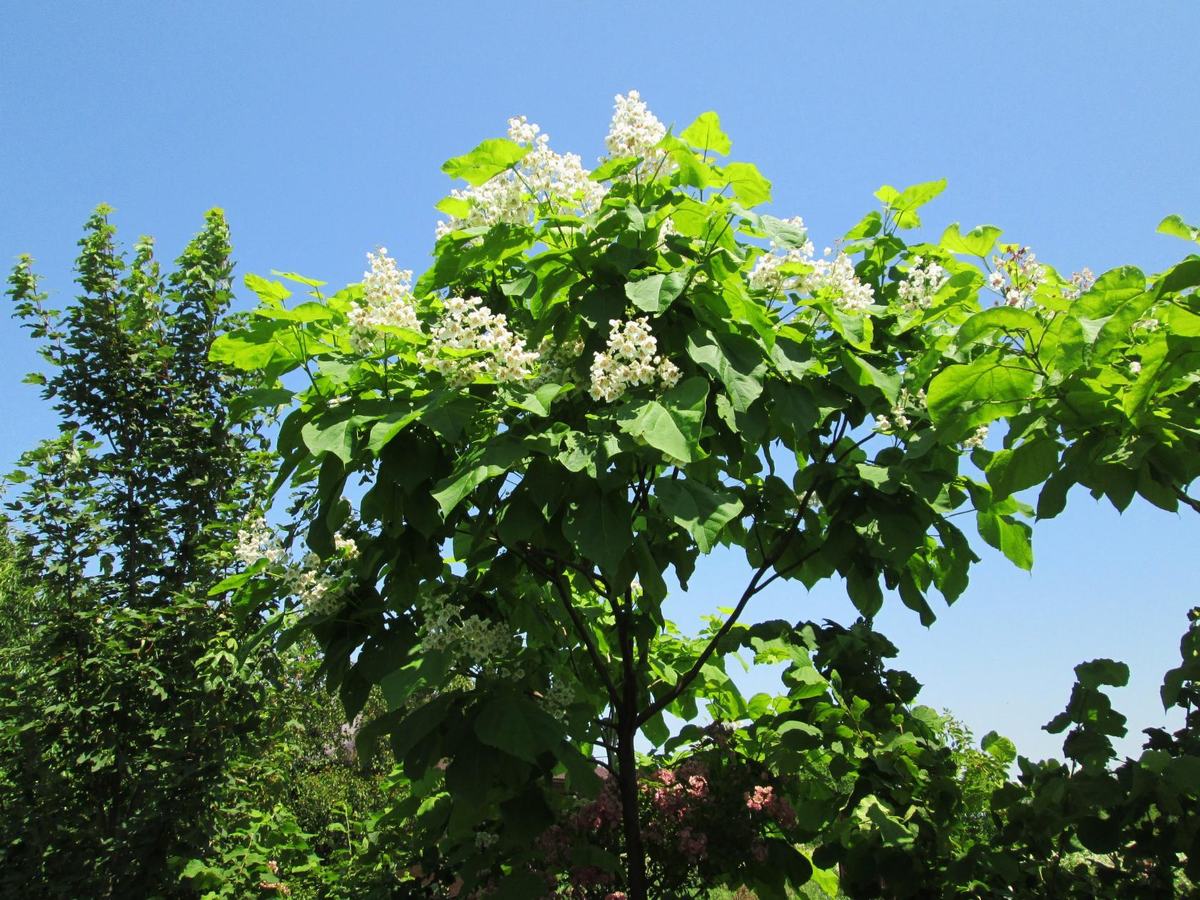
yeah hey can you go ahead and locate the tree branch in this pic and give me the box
[1175,485,1200,515]
[502,539,621,708]
[636,417,847,727]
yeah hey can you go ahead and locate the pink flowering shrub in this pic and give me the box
[528,727,799,899]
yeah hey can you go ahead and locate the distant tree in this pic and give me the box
[0,206,273,898]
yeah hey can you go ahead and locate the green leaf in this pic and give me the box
[381,649,450,709]
[658,135,714,189]
[1072,266,1146,318]
[615,376,707,463]
[940,223,1002,258]
[687,329,765,412]
[654,478,743,553]
[977,511,1033,570]
[985,438,1060,501]
[722,161,772,206]
[210,320,295,371]
[504,382,570,417]
[563,485,634,577]
[625,271,686,313]
[877,179,945,228]
[474,692,566,763]
[435,195,471,219]
[896,179,947,210]
[489,873,552,900]
[270,270,327,288]
[590,155,641,182]
[844,211,883,241]
[244,272,292,304]
[441,138,531,187]
[1157,213,1200,244]
[680,111,732,157]
[554,742,603,796]
[366,403,425,454]
[760,214,808,249]
[302,414,355,463]
[981,731,1017,766]
[955,306,1039,347]
[1075,658,1130,690]
[926,353,1037,428]
[846,567,884,617]
[839,351,900,404]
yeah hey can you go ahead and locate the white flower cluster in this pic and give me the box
[873,388,926,432]
[1064,267,1096,300]
[284,553,341,618]
[348,248,422,353]
[435,116,605,239]
[962,424,989,449]
[988,246,1046,307]
[420,591,523,679]
[540,678,576,717]
[897,256,950,310]
[605,90,669,173]
[333,533,360,560]
[809,251,876,312]
[475,831,500,852]
[533,334,585,386]
[589,317,681,403]
[233,515,362,619]
[748,218,815,295]
[234,516,285,568]
[418,296,538,387]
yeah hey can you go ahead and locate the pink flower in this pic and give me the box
[677,826,708,862]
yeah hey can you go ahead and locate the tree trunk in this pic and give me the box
[616,718,648,900]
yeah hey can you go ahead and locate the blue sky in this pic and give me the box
[2,2,1198,761]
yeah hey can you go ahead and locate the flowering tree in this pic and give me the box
[216,92,1200,898]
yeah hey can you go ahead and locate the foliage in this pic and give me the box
[184,638,410,900]
[0,207,274,897]
[217,94,1200,898]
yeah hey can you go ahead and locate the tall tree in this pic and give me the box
[0,206,273,898]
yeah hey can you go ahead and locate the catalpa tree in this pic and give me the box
[215,92,1200,899]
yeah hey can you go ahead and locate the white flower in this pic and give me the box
[748,217,814,295]
[420,591,522,679]
[809,251,875,312]
[1129,359,1142,374]
[962,424,989,449]
[897,256,950,311]
[475,831,500,852]
[540,678,576,716]
[589,317,680,403]
[333,534,360,560]
[604,90,669,176]
[418,296,538,387]
[348,248,421,353]
[991,246,1045,308]
[874,415,891,432]
[234,516,285,568]
[435,116,606,238]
